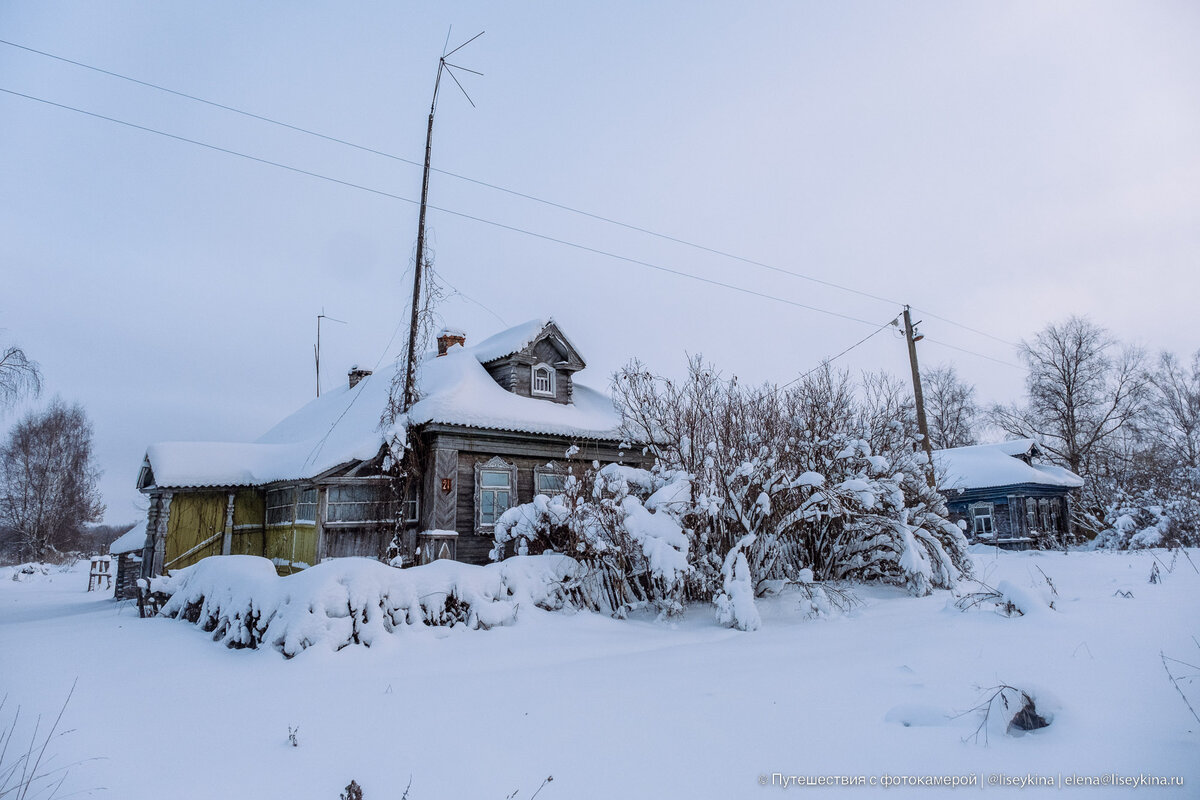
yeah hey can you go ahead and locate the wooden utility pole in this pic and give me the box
[401,33,483,414]
[903,305,936,485]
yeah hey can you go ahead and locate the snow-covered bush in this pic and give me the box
[714,534,760,631]
[611,359,970,612]
[1092,468,1200,550]
[489,464,691,618]
[152,554,580,657]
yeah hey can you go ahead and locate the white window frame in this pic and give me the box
[970,502,995,538]
[475,457,517,530]
[531,363,555,397]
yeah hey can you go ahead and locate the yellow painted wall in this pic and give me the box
[232,489,265,557]
[264,524,318,575]
[165,492,226,570]
[234,489,265,527]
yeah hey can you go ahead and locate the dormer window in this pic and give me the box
[532,363,555,397]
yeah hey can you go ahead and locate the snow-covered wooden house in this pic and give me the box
[933,439,1084,547]
[134,319,638,577]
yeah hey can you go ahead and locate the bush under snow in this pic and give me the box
[151,554,581,657]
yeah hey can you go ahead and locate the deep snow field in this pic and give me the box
[1,549,1196,799]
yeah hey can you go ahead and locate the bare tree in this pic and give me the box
[0,399,104,561]
[0,343,42,410]
[1147,349,1200,469]
[990,316,1148,475]
[856,369,919,457]
[923,364,978,449]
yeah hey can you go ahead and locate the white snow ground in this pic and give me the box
[1,549,1196,799]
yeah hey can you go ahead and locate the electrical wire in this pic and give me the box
[0,85,884,330]
[923,337,1022,369]
[0,37,1018,348]
[910,306,1017,348]
[778,317,900,391]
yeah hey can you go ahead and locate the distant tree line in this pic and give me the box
[844,315,1197,549]
[0,338,109,563]
[978,316,1197,547]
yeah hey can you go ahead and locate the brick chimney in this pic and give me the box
[437,327,467,356]
[348,365,372,389]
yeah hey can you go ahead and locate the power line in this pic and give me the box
[779,317,900,391]
[0,85,881,329]
[0,37,1015,348]
[923,337,1022,369]
[910,306,1017,348]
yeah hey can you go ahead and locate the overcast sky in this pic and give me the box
[2,1,1198,524]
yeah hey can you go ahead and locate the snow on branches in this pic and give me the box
[489,464,691,618]
[610,357,971,615]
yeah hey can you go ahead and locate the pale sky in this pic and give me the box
[2,2,1198,524]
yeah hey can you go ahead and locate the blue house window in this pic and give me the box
[971,503,995,538]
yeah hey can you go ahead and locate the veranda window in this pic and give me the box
[296,488,318,524]
[327,483,395,524]
[266,488,295,526]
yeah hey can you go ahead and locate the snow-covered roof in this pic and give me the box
[110,521,148,555]
[470,317,583,365]
[992,438,1039,458]
[143,319,622,489]
[934,441,1084,492]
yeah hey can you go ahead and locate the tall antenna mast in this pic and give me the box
[315,310,346,397]
[401,30,484,413]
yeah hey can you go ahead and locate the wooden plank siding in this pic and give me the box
[319,525,389,560]
[164,491,227,570]
[231,489,265,557]
[265,523,318,575]
[431,425,644,565]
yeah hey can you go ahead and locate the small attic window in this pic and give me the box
[532,363,555,397]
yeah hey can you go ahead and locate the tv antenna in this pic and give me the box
[315,309,347,397]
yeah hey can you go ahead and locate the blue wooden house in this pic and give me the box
[934,439,1084,548]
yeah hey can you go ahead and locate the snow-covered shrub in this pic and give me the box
[714,534,760,631]
[611,359,970,608]
[1092,469,1200,550]
[152,554,580,657]
[490,464,691,618]
[6,562,50,581]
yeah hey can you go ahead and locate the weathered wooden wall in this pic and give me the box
[114,552,141,600]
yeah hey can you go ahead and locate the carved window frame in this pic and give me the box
[475,456,517,532]
[531,362,555,397]
[534,461,568,497]
[970,501,995,538]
